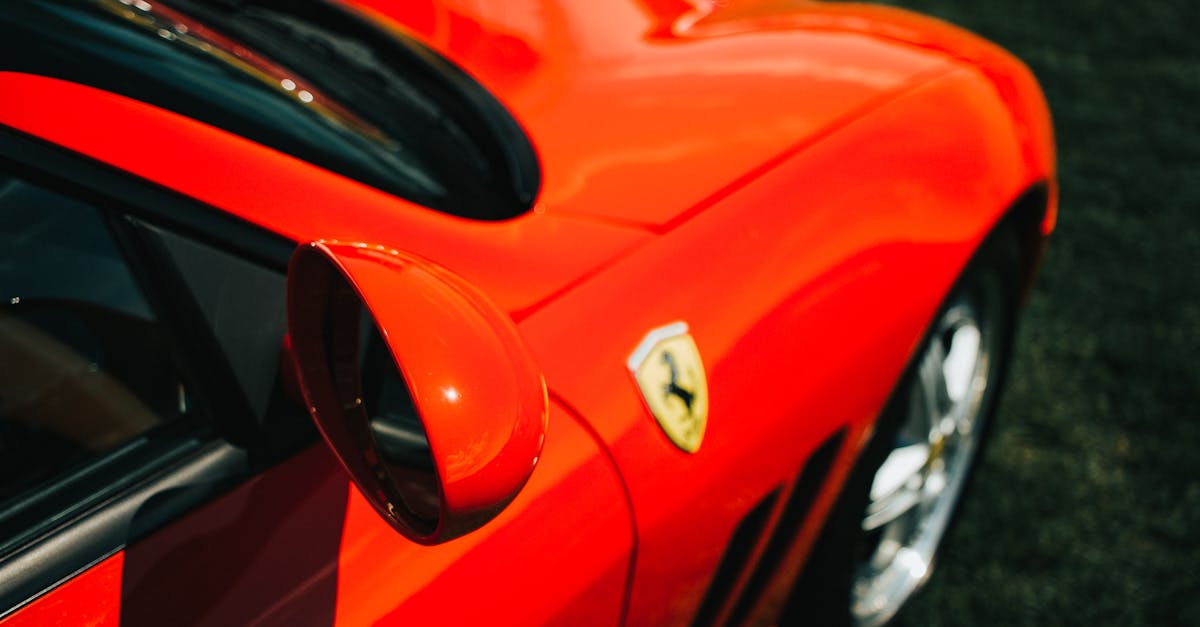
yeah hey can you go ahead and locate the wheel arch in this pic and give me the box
[1002,182,1054,304]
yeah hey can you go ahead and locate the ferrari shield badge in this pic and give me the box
[627,321,708,453]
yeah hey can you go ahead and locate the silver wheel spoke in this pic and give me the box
[863,444,929,531]
[862,487,921,533]
[943,324,981,405]
[922,466,947,502]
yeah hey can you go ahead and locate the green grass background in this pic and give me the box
[871,1,1200,624]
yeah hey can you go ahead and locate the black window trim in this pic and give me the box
[0,127,295,273]
[0,125,301,616]
[0,442,247,617]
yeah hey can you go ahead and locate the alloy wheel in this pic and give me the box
[850,275,1004,627]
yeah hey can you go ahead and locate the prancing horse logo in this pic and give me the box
[661,351,696,414]
[628,321,709,453]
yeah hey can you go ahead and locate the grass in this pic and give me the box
[870,1,1200,625]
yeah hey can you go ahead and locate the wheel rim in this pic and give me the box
[850,277,1003,627]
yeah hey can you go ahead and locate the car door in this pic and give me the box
[0,133,633,626]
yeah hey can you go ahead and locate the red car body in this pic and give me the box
[0,0,1055,625]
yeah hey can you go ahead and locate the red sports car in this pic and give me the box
[0,0,1055,625]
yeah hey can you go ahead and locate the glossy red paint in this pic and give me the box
[1,553,123,627]
[0,0,1055,625]
[347,0,1053,231]
[339,400,632,626]
[349,0,951,229]
[288,241,549,543]
[0,403,631,626]
[519,63,1045,623]
[0,72,650,317]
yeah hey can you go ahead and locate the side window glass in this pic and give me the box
[152,227,287,422]
[147,225,314,455]
[0,175,191,507]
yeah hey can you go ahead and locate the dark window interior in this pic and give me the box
[0,134,311,607]
[146,222,315,454]
[0,176,190,506]
[152,227,288,421]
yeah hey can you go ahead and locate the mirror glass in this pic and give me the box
[359,319,440,528]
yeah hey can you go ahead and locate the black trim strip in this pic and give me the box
[726,429,846,626]
[692,489,780,627]
[0,127,295,272]
[0,442,247,617]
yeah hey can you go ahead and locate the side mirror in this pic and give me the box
[287,241,547,544]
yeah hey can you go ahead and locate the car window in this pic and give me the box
[0,0,539,220]
[144,223,316,455]
[0,175,192,517]
[151,226,288,422]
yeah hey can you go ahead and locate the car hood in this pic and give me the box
[348,0,965,230]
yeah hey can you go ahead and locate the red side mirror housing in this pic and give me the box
[287,241,547,544]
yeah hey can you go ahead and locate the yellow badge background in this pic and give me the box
[631,331,708,453]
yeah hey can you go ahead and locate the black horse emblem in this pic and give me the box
[661,351,696,415]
